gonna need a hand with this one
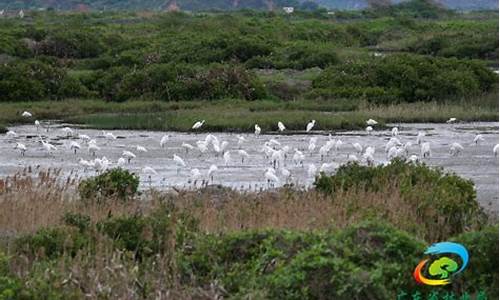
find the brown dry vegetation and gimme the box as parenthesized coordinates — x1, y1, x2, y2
(0, 168, 497, 299)
(0, 168, 478, 241)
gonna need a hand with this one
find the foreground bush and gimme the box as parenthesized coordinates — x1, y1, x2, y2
(8, 218, 498, 299)
(314, 160, 485, 241)
(78, 168, 139, 202)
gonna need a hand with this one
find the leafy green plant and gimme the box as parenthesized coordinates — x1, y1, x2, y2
(312, 54, 497, 103)
(15, 227, 90, 259)
(78, 168, 139, 202)
(314, 160, 486, 240)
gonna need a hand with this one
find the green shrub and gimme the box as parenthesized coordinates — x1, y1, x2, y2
(15, 227, 90, 259)
(0, 252, 21, 300)
(312, 54, 497, 103)
(97, 208, 175, 258)
(314, 160, 485, 240)
(0, 60, 65, 101)
(452, 226, 499, 298)
(78, 168, 139, 202)
(179, 221, 430, 299)
(63, 212, 91, 233)
(36, 30, 104, 59)
(99, 63, 267, 102)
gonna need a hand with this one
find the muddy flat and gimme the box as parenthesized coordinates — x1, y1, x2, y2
(1, 122, 498, 212)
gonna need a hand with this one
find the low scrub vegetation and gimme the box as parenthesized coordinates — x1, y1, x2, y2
(0, 5, 497, 106)
(0, 161, 496, 298)
(78, 168, 139, 202)
(314, 160, 485, 241)
(312, 54, 497, 103)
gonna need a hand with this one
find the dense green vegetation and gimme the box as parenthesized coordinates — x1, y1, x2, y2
(0, 2, 497, 132)
(0, 0, 497, 11)
(5, 221, 497, 299)
(0, 3, 497, 102)
(78, 168, 139, 202)
(314, 160, 485, 240)
(0, 161, 497, 298)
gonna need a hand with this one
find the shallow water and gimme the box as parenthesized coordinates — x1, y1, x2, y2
(1, 122, 498, 211)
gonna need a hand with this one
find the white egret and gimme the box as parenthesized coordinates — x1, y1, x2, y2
(88, 143, 100, 157)
(391, 127, 399, 136)
(264, 168, 279, 185)
(320, 162, 337, 173)
(22, 111, 32, 118)
(255, 124, 261, 135)
(293, 149, 305, 166)
(307, 164, 317, 178)
(366, 119, 378, 126)
(192, 120, 205, 130)
(473, 134, 484, 145)
(196, 140, 209, 155)
(122, 151, 136, 163)
(61, 127, 73, 137)
(363, 152, 375, 166)
(352, 142, 363, 154)
(173, 154, 186, 173)
(117, 157, 126, 167)
(236, 135, 246, 148)
(6, 130, 17, 138)
(136, 145, 148, 153)
(269, 139, 281, 147)
(14, 143, 27, 156)
(446, 117, 457, 124)
(416, 131, 426, 144)
(347, 154, 358, 162)
(237, 149, 250, 163)
(182, 143, 195, 154)
(449, 142, 464, 156)
(280, 167, 291, 179)
(208, 164, 218, 182)
(365, 126, 373, 135)
(41, 140, 57, 156)
(142, 166, 158, 175)
(408, 155, 419, 163)
(420, 142, 431, 158)
(102, 131, 116, 140)
(278, 121, 286, 132)
(306, 120, 316, 132)
(79, 134, 91, 143)
(334, 139, 343, 151)
(69, 141, 81, 154)
(364, 146, 375, 157)
(79, 158, 94, 171)
(35, 120, 40, 132)
(191, 168, 202, 181)
(223, 151, 232, 165)
(318, 144, 329, 161)
(403, 142, 412, 155)
(142, 166, 158, 183)
(271, 149, 284, 168)
(160, 135, 169, 148)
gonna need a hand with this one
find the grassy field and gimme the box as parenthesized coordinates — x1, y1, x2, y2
(0, 92, 497, 133)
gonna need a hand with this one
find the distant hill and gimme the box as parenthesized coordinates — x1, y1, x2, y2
(0, 0, 496, 11)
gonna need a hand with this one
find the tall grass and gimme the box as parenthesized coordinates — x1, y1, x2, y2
(0, 169, 496, 299)
(0, 168, 489, 241)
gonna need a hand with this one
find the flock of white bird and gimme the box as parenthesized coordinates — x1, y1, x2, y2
(3, 111, 499, 188)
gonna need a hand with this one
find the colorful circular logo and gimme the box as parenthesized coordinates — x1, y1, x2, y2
(413, 242, 469, 286)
